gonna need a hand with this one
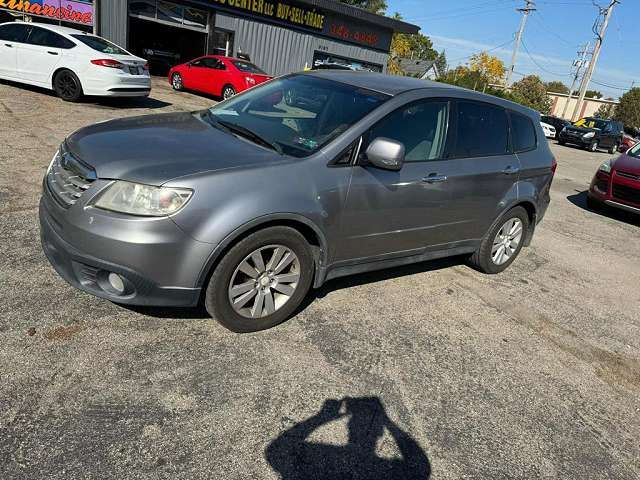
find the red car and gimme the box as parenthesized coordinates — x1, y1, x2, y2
(588, 143, 640, 214)
(619, 133, 638, 153)
(168, 55, 272, 99)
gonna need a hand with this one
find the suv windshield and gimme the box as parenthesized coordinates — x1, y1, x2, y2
(207, 75, 389, 157)
(232, 60, 266, 74)
(574, 117, 608, 130)
(71, 34, 128, 55)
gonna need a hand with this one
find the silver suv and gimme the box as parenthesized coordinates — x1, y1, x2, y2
(40, 71, 555, 332)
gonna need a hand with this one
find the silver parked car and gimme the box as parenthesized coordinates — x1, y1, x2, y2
(40, 71, 556, 332)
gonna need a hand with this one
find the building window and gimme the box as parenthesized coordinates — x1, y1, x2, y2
(129, 0, 208, 32)
(211, 29, 233, 57)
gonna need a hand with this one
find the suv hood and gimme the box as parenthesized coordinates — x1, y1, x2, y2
(565, 125, 599, 134)
(614, 154, 640, 175)
(65, 112, 282, 185)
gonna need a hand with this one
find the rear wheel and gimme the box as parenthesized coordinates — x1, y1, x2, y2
(205, 227, 314, 333)
(222, 85, 236, 100)
(558, 139, 565, 146)
(53, 70, 83, 102)
(468, 206, 529, 274)
(608, 142, 619, 154)
(171, 73, 183, 91)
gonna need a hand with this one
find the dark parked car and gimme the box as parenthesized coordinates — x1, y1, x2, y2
(558, 117, 624, 153)
(40, 72, 556, 332)
(588, 142, 640, 214)
(540, 115, 571, 139)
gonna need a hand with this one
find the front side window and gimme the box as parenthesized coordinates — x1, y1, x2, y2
(71, 34, 129, 55)
(207, 75, 389, 158)
(232, 60, 266, 75)
(0, 23, 29, 43)
(365, 100, 449, 162)
(510, 111, 537, 152)
(452, 101, 509, 158)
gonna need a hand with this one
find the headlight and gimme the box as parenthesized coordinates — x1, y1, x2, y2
(583, 131, 596, 139)
(598, 160, 612, 174)
(46, 149, 60, 174)
(94, 181, 193, 216)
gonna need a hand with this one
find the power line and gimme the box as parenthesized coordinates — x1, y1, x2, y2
(530, 12, 575, 46)
(446, 38, 515, 65)
(520, 39, 570, 77)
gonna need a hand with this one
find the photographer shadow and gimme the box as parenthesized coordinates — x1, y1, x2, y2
(265, 397, 430, 480)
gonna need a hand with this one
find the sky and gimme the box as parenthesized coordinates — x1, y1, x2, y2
(386, 0, 637, 99)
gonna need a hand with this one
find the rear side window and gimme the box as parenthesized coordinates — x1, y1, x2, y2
(27, 27, 75, 49)
(232, 60, 266, 75)
(451, 101, 509, 158)
(366, 100, 450, 162)
(510, 112, 537, 152)
(0, 23, 29, 43)
(71, 34, 128, 55)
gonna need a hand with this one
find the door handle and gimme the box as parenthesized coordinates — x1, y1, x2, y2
(422, 174, 448, 184)
(502, 166, 520, 175)
(47, 51, 59, 55)
(4, 43, 13, 48)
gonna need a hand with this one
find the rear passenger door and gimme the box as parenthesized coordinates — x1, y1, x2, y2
(18, 26, 73, 84)
(436, 99, 521, 242)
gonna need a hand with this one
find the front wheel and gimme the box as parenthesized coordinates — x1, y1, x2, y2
(205, 227, 314, 333)
(468, 206, 529, 274)
(53, 70, 83, 102)
(171, 73, 183, 91)
(589, 141, 599, 152)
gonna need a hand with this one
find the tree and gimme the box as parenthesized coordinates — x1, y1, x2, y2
(594, 103, 615, 119)
(511, 75, 552, 114)
(572, 89, 603, 99)
(614, 87, 640, 129)
(387, 13, 411, 75)
(339, 0, 387, 14)
(545, 81, 569, 94)
(469, 52, 505, 85)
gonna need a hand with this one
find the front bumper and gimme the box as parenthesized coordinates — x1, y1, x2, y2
(588, 171, 640, 215)
(39, 189, 212, 307)
(559, 132, 592, 147)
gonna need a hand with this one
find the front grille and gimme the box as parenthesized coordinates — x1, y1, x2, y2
(46, 148, 95, 208)
(612, 183, 640, 205)
(617, 170, 640, 181)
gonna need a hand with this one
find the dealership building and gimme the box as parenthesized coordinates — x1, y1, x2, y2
(0, 0, 419, 75)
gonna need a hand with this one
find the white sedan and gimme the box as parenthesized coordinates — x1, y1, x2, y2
(0, 22, 150, 102)
(540, 121, 557, 139)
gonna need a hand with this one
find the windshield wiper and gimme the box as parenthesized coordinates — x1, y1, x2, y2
(214, 118, 283, 155)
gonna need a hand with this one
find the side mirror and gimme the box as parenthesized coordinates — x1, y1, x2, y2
(365, 137, 405, 171)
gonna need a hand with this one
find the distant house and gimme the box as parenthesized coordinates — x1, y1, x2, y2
(397, 58, 442, 79)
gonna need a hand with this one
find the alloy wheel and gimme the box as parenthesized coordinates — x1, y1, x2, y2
(228, 245, 300, 319)
(223, 86, 235, 99)
(491, 218, 523, 265)
(590, 141, 599, 152)
(172, 73, 182, 90)
(55, 72, 78, 100)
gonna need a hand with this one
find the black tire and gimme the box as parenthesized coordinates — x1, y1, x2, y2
(222, 85, 236, 100)
(171, 73, 183, 91)
(558, 139, 565, 146)
(608, 142, 619, 155)
(589, 141, 599, 152)
(53, 69, 83, 102)
(468, 206, 530, 274)
(205, 227, 314, 333)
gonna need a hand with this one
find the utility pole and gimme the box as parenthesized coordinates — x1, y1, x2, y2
(571, 0, 620, 121)
(505, 0, 536, 87)
(562, 42, 590, 119)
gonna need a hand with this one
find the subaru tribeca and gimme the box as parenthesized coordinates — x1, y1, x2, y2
(40, 72, 555, 332)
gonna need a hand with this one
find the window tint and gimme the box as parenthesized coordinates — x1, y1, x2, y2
(28, 27, 75, 49)
(510, 112, 537, 152)
(452, 101, 509, 157)
(202, 58, 224, 69)
(70, 34, 128, 55)
(232, 60, 266, 75)
(365, 100, 449, 162)
(0, 23, 29, 43)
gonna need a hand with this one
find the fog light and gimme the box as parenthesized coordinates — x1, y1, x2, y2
(108, 272, 125, 293)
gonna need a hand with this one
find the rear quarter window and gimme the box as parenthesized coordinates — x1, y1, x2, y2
(510, 111, 537, 152)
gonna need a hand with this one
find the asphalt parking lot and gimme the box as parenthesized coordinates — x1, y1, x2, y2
(1, 77, 639, 479)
